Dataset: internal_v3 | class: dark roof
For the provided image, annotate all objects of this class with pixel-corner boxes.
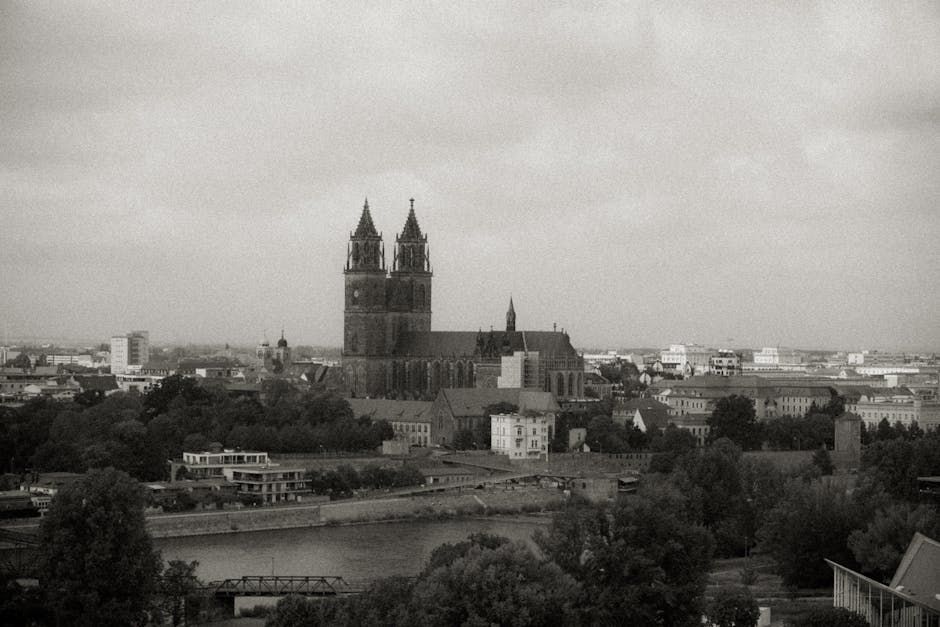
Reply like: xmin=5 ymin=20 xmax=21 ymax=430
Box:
xmin=177 ymin=359 xmax=238 ymax=370
xmin=353 ymin=200 xmax=379 ymax=238
xmin=615 ymin=399 xmax=671 ymax=430
xmin=74 ymin=375 xmax=118 ymax=392
xmin=584 ymin=372 xmax=610 ymax=385
xmin=436 ymin=388 xmax=560 ymax=417
xmin=348 ymin=399 xmax=433 ymax=423
xmin=393 ymin=330 xmax=578 ymax=358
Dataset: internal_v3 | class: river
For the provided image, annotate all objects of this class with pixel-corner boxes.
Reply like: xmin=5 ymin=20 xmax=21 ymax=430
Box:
xmin=155 ymin=517 xmax=549 ymax=583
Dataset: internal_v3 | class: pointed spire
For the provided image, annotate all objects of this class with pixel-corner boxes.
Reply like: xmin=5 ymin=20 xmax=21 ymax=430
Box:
xmin=354 ymin=198 xmax=379 ymax=238
xmin=506 ymin=296 xmax=516 ymax=333
xmin=400 ymin=198 xmax=423 ymax=240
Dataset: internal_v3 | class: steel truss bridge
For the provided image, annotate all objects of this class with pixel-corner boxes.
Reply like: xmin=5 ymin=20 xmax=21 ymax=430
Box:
xmin=204 ymin=575 xmax=371 ymax=598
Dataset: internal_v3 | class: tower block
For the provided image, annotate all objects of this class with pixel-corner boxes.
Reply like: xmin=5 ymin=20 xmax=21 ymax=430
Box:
xmin=343 ymin=199 xmax=389 ymax=397
xmin=387 ymin=198 xmax=432 ymax=351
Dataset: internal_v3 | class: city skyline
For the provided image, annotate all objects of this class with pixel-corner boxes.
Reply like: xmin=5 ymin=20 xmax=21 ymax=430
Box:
xmin=2 ymin=3 xmax=938 ymax=351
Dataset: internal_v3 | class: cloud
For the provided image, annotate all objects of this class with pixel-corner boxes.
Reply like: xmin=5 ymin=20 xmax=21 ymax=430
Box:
xmin=0 ymin=1 xmax=937 ymax=349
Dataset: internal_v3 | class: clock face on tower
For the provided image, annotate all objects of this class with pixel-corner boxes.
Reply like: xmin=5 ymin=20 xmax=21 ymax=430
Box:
xmin=353 ymin=289 xmax=360 ymax=298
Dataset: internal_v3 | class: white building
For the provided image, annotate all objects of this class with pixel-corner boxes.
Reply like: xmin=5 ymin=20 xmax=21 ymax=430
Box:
xmin=110 ymin=331 xmax=149 ymax=375
xmin=45 ymin=354 xmax=94 ymax=367
xmin=660 ymin=344 xmax=713 ymax=376
xmin=709 ymin=350 xmax=741 ymax=376
xmin=753 ymin=347 xmax=803 ymax=367
xmin=498 ymin=351 xmax=541 ymax=389
xmin=180 ymin=449 xmax=271 ymax=479
xmin=114 ymin=372 xmax=162 ymax=394
xmin=490 ymin=413 xmax=554 ymax=461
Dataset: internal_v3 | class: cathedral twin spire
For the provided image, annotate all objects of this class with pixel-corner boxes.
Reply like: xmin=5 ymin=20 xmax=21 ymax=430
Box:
xmin=348 ymin=198 xmax=430 ymax=274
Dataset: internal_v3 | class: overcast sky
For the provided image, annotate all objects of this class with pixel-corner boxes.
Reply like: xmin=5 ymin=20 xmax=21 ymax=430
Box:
xmin=1 ymin=2 xmax=938 ymax=351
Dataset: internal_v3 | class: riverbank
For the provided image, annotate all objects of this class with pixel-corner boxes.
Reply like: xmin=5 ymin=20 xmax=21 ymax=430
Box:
xmin=2 ymin=485 xmax=564 ymax=539
xmin=149 ymin=485 xmax=563 ymax=538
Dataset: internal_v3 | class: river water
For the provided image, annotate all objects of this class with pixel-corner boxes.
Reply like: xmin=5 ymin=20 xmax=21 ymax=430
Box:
xmin=155 ymin=517 xmax=549 ymax=583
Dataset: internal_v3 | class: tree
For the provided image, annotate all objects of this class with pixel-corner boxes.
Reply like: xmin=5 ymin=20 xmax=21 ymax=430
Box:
xmin=676 ymin=438 xmax=745 ymax=556
xmin=758 ymin=480 xmax=864 ymax=588
xmin=708 ymin=395 xmax=761 ymax=450
xmin=585 ymin=414 xmax=629 ymax=453
xmin=158 ymin=560 xmax=201 ymax=627
xmin=648 ymin=424 xmax=698 ymax=473
xmin=538 ymin=484 xmax=714 ymax=626
xmin=847 ymin=502 xmax=940 ymax=583
xmin=812 ymin=447 xmax=834 ymax=475
xmin=705 ymin=587 xmax=759 ymax=627
xmin=859 ymin=430 xmax=940 ymax=501
xmin=452 ymin=428 xmax=475 ymax=450
xmin=37 ymin=467 xmax=163 ymax=626
xmin=421 ymin=533 xmax=510 ymax=575
xmin=409 ymin=541 xmax=580 ymax=626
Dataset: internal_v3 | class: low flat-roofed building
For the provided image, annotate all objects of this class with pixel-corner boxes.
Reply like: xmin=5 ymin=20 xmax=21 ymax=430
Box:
xmin=419 ymin=465 xmax=483 ymax=485
xmin=177 ymin=449 xmax=271 ymax=480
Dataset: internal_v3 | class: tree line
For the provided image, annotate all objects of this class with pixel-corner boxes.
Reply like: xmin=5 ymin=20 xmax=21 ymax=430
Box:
xmin=0 ymin=375 xmax=392 ymax=482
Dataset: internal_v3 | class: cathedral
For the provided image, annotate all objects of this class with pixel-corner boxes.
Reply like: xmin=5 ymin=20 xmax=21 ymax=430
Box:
xmin=342 ymin=199 xmax=584 ymax=400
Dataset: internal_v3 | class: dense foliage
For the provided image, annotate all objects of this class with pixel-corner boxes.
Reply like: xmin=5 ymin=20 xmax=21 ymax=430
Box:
xmin=37 ymin=468 xmax=163 ymax=627
xmin=305 ymin=463 xmax=424 ymax=498
xmin=266 ymin=533 xmax=580 ymax=626
xmin=0 ymin=376 xmax=392 ymax=481
xmin=706 ymin=587 xmax=760 ymax=627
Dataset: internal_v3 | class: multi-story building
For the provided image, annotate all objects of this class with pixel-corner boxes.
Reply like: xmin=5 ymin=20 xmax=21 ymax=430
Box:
xmin=430 ymin=388 xmax=560 ymax=447
xmin=651 ymin=375 xmax=853 ymax=420
xmin=348 ymin=398 xmax=433 ymax=446
xmin=178 ymin=449 xmax=272 ymax=479
xmin=709 ymin=350 xmax=741 ymax=377
xmin=659 ymin=344 xmax=713 ymax=376
xmin=846 ymin=397 xmax=940 ymax=430
xmin=114 ymin=372 xmax=163 ymax=394
xmin=44 ymin=354 xmax=94 ymax=367
xmin=744 ymin=347 xmax=806 ymax=372
xmin=222 ymin=466 xmax=310 ymax=504
xmin=490 ymin=413 xmax=554 ymax=461
xmin=110 ymin=331 xmax=149 ymax=375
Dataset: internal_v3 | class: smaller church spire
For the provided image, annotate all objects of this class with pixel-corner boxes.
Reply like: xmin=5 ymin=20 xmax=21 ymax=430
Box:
xmin=506 ymin=296 xmax=516 ymax=332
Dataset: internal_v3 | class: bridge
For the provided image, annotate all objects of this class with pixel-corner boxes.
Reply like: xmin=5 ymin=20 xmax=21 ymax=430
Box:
xmin=202 ymin=575 xmax=377 ymax=616
xmin=204 ymin=575 xmax=370 ymax=598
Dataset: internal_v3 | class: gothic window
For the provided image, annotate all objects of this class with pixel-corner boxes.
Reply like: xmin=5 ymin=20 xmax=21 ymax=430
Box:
xmin=568 ymin=373 xmax=575 ymax=398
xmin=349 ymin=333 xmax=359 ymax=353
xmin=456 ymin=361 xmax=465 ymax=387
xmin=431 ymin=361 xmax=442 ymax=395
xmin=556 ymin=373 xmax=565 ymax=398
xmin=352 ymin=243 xmax=360 ymax=264
xmin=416 ymin=284 xmax=426 ymax=310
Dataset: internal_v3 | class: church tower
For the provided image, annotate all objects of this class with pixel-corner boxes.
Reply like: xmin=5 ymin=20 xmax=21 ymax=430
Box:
xmin=506 ymin=297 xmax=516 ymax=332
xmin=387 ymin=198 xmax=432 ymax=351
xmin=343 ymin=199 xmax=389 ymax=396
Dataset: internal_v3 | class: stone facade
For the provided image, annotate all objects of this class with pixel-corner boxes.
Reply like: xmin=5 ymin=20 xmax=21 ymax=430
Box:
xmin=342 ymin=199 xmax=583 ymax=400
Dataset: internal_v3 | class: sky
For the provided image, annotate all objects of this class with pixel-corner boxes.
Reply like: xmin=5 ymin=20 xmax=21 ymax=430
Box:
xmin=1 ymin=2 xmax=938 ymax=352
